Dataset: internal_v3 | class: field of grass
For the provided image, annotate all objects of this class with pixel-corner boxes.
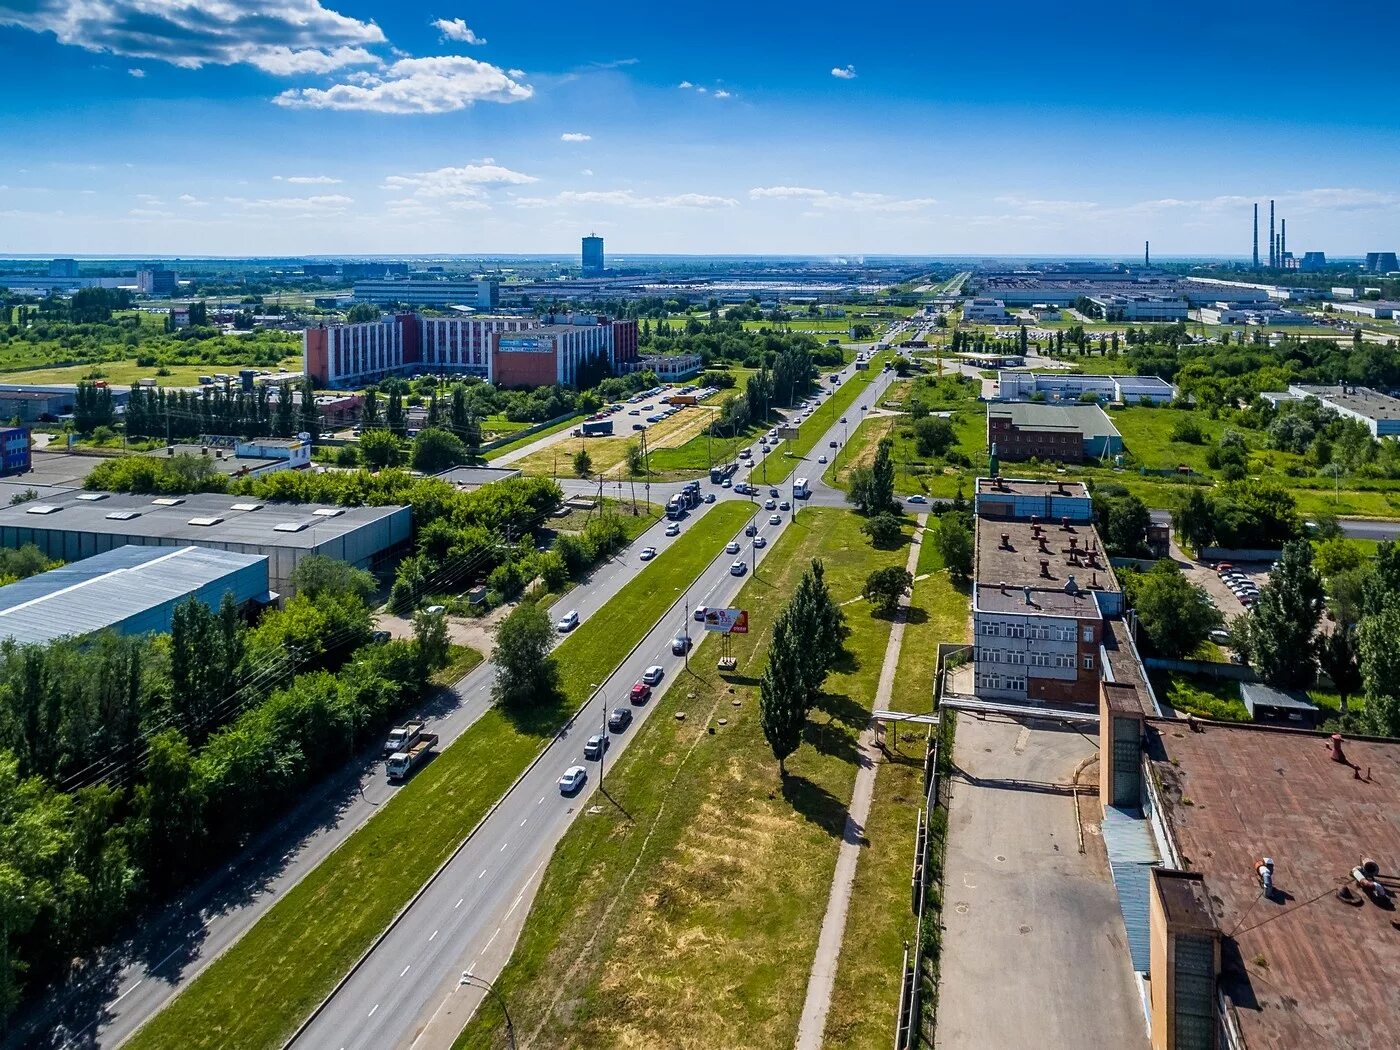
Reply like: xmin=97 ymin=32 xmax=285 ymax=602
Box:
xmin=0 ymin=356 xmax=303 ymax=387
xmin=762 ymin=350 xmax=894 ymax=486
xmin=123 ymin=501 xmax=755 ymax=1050
xmin=1150 ymin=671 xmax=1249 ymax=721
xmin=544 ymin=499 xmax=661 ymax=536
xmin=513 ymin=406 xmax=716 ymax=479
xmin=453 ymin=508 xmax=907 ymax=1050
xmin=431 ymin=644 xmax=486 ymax=688
xmin=892 ymin=538 xmax=969 ymax=716
xmin=483 ymin=414 xmax=584 ymax=460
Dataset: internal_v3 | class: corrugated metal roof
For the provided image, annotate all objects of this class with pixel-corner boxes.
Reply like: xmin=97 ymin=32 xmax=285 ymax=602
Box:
xmin=0 ymin=545 xmax=268 ymax=647
xmin=1102 ymin=804 xmax=1160 ymax=973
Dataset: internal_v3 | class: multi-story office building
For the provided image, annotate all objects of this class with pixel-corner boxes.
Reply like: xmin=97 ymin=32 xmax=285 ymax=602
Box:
xmin=582 ymin=235 xmax=605 ymax=275
xmin=971 ymin=478 xmax=1125 ymax=704
xmin=304 ymin=312 xmax=638 ymax=388
xmin=996 ymin=372 xmax=1176 ymax=405
xmin=0 ymin=426 xmax=31 ymax=476
xmin=351 ymin=278 xmax=499 ymax=309
xmin=48 ymin=258 xmax=79 ymax=278
xmin=136 ymin=267 xmax=177 ymax=296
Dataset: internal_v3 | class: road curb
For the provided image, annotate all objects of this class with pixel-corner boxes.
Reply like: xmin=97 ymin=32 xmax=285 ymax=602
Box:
xmin=281 ymin=505 xmax=755 ymax=1048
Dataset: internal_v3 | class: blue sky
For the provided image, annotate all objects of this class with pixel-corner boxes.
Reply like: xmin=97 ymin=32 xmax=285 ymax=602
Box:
xmin=1 ymin=1 xmax=1397 ymax=258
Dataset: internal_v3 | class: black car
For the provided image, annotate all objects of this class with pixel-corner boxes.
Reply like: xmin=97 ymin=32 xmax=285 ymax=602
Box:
xmin=745 ymin=523 xmax=758 ymax=536
xmin=608 ymin=707 xmax=633 ymax=732
xmin=671 ymin=633 xmax=693 ymax=655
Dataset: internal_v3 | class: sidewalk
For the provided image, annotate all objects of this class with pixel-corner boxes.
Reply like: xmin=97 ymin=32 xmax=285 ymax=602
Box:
xmin=794 ymin=515 xmax=926 ymax=1050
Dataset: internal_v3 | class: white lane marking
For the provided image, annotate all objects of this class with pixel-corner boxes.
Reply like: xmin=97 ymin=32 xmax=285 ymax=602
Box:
xmin=478 ymin=869 xmax=486 ymax=879
xmin=520 ymin=818 xmax=528 ymax=827
xmin=455 ymin=898 xmax=463 ymax=908
xmin=429 ymin=929 xmax=438 ymax=942
xmin=484 ymin=927 xmax=501 ymax=951
xmin=110 ymin=979 xmax=144 ymax=1006
xmin=499 ymin=841 xmax=508 ymax=852
xmin=367 ymin=1003 xmax=379 ymax=1018
xmin=537 ymin=795 xmax=545 ymax=805
xmin=400 ymin=964 xmax=411 ymax=978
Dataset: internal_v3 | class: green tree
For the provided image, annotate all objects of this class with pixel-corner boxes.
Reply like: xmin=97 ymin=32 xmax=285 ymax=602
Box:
xmin=1095 ymin=490 xmax=1151 ymax=556
xmin=863 ymin=566 xmax=913 ymax=616
xmin=870 ymin=436 xmax=896 ymax=512
xmin=1314 ymin=538 xmax=1364 ymax=579
xmin=1125 ymin=562 xmax=1221 ymax=659
xmin=913 ymin=415 xmax=956 ymax=457
xmin=861 ymin=512 xmax=904 ymax=549
xmin=288 ymin=554 xmax=376 ymax=603
xmin=413 ymin=608 xmax=451 ymax=674
xmin=572 ymin=447 xmax=593 ymax=478
xmin=1174 ymin=488 xmax=1213 ymax=551
xmin=1358 ymin=599 xmax=1400 ymax=736
xmin=937 ymin=512 xmax=974 ymax=585
xmin=346 ymin=302 xmax=379 ymax=323
xmin=1361 ymin=540 xmax=1400 ymax=618
xmin=411 ymin=427 xmax=468 ymax=474
xmin=296 ymin=379 xmax=320 ymax=439
xmin=132 ymin=730 xmax=207 ymax=895
xmin=1250 ymin=539 xmax=1324 ymax=689
xmin=1317 ymin=625 xmax=1362 ymax=714
xmin=759 ymin=609 xmax=808 ymax=776
xmin=491 ymin=603 xmax=559 ymax=709
xmin=359 ymin=428 xmax=403 ymax=470
xmin=385 ymin=390 xmax=407 ymax=437
xmin=788 ymin=559 xmax=846 ymax=679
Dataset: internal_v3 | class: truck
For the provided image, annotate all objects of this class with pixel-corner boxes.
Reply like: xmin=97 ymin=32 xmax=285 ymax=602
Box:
xmin=710 ymin=461 xmax=737 ymax=484
xmin=383 ymin=720 xmax=427 ymax=758
xmin=666 ymin=495 xmax=686 ymax=520
xmin=386 ymin=733 xmax=438 ymax=781
xmin=579 ymin=419 xmax=614 ymax=437
xmin=681 ymin=479 xmax=702 ymax=508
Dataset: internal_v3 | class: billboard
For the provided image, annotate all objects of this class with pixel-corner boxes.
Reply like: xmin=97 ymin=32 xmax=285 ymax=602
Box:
xmin=499 ymin=336 xmax=550 ymax=353
xmin=777 ymin=425 xmax=800 ymax=439
xmin=701 ymin=608 xmax=749 ymax=634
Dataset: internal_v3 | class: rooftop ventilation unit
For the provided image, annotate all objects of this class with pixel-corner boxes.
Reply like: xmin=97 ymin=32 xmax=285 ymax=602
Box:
xmin=25 ymin=504 xmax=61 ymax=515
xmin=75 ymin=492 xmax=110 ymax=502
xmin=230 ymin=502 xmax=263 ymax=512
xmin=1065 ymin=574 xmax=1079 ymax=595
xmin=106 ymin=510 xmax=141 ymax=521
xmin=313 ymin=507 xmax=345 ymax=518
xmin=273 ymin=521 xmax=310 ymax=533
xmin=188 ymin=516 xmax=224 ymax=527
xmin=151 ymin=497 xmax=185 ymax=507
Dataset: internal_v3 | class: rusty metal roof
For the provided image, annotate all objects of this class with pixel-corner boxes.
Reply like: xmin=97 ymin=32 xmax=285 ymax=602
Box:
xmin=1148 ymin=720 xmax=1400 ymax=1049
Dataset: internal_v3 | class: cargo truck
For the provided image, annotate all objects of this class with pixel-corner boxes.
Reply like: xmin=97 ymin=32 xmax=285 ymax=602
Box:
xmin=579 ymin=419 xmax=614 ymax=437
xmin=383 ymin=720 xmax=427 ymax=758
xmin=386 ymin=733 xmax=438 ymax=781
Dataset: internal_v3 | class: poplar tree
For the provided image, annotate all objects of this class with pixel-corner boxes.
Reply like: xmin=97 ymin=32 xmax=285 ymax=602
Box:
xmin=760 ymin=609 xmax=808 ymax=776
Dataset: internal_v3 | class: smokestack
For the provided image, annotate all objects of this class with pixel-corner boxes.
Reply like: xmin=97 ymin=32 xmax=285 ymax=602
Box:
xmin=1281 ymin=218 xmax=1286 ymax=266
xmin=1145 ymin=240 xmax=1150 ymax=268
xmin=1269 ymin=199 xmax=1276 ymax=267
xmin=1252 ymin=203 xmax=1259 ymax=269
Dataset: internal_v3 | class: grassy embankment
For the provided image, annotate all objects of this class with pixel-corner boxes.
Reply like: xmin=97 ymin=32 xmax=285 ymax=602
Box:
xmin=453 ymin=507 xmax=908 ymax=1050
xmin=123 ymin=500 xmax=755 ymax=1050
xmin=512 ymin=405 xmax=715 ymax=479
xmin=483 ymin=414 xmax=584 ymax=461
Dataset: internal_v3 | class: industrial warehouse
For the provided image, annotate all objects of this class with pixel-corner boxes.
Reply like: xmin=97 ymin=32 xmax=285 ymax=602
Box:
xmin=0 ymin=490 xmax=410 ymax=591
xmin=0 ymin=545 xmax=271 ymax=647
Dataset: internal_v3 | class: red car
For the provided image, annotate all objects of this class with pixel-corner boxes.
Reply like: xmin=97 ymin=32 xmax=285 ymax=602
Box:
xmin=630 ymin=682 xmax=652 ymax=705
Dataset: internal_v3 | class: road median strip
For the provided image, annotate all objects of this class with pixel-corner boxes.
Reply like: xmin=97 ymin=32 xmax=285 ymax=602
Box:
xmin=123 ymin=500 xmax=755 ymax=1050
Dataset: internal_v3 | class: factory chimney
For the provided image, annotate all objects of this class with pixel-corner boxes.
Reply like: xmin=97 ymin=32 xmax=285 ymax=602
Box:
xmin=1269 ymin=199 xmax=1276 ymax=268
xmin=1144 ymin=240 xmax=1150 ymax=268
xmin=1252 ymin=203 xmax=1259 ymax=269
xmin=1281 ymin=218 xmax=1287 ymax=267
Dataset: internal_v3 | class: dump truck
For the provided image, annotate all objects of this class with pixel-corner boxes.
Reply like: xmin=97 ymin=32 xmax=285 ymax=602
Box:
xmin=386 ymin=733 xmax=438 ymax=782
xmin=382 ymin=720 xmax=426 ymax=758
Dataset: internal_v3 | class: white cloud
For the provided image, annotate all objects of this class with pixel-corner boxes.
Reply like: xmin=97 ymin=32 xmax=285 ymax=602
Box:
xmin=580 ymin=168 xmax=594 ymax=176
xmin=512 ymin=189 xmax=737 ymax=210
xmin=0 ymin=0 xmax=386 ymax=74
xmin=831 ymin=64 xmax=857 ymax=79
xmin=178 ymin=193 xmax=208 ymax=206
xmin=713 ymin=89 xmax=731 ymax=99
xmin=129 ymin=207 xmax=174 ymax=218
xmin=695 ymin=86 xmax=707 ymax=93
xmin=382 ymin=163 xmax=537 ymax=198
xmin=507 ymin=68 xmax=525 ymax=78
xmin=225 ymin=194 xmax=355 ymax=213
xmin=677 ymin=80 xmax=693 ymax=89
xmin=127 ymin=67 xmax=145 ymax=78
xmin=274 ymin=55 xmax=531 ymax=113
xmin=432 ymin=18 xmax=486 ymax=45
xmin=560 ymin=132 xmax=592 ymax=142
xmin=275 ymin=175 xmax=343 ymax=184
xmin=749 ymin=185 xmax=937 ymax=212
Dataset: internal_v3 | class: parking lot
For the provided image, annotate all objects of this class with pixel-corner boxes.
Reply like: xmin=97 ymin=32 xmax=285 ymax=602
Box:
xmin=1167 ymin=536 xmax=1271 ymax=625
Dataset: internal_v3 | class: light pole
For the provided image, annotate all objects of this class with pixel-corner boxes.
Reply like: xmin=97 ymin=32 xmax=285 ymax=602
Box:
xmin=459 ymin=972 xmax=516 ymax=1050
xmin=590 ymin=682 xmax=607 ymax=789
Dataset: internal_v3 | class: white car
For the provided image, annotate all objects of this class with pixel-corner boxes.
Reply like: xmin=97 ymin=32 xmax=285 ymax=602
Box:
xmin=769 ymin=513 xmax=782 ymax=525
xmin=639 ymin=546 xmax=657 ymax=561
xmin=665 ymin=522 xmax=680 ymax=536
xmin=642 ymin=664 xmax=665 ymax=685
xmin=907 ymin=494 xmax=928 ymax=504
xmin=754 ymin=535 xmax=767 ymax=549
xmin=818 ymin=455 xmax=828 ymax=464
xmin=726 ymin=540 xmax=741 ymax=554
xmin=559 ymin=765 xmax=587 ymax=794
xmin=557 ymin=610 xmax=580 ymax=632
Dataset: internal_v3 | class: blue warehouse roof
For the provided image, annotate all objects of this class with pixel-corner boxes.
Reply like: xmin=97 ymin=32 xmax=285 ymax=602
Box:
xmin=0 ymin=544 xmax=270 ymax=647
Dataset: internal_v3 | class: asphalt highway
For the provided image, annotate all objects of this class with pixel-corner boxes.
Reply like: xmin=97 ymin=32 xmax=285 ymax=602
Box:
xmin=291 ymin=359 xmax=899 ymax=1050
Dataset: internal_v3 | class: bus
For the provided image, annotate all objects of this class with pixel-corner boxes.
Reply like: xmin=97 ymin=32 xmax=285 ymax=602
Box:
xmin=793 ymin=477 xmax=810 ymax=500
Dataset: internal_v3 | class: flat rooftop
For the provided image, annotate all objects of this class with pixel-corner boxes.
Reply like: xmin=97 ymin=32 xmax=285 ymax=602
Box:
xmin=975 ymin=581 xmax=1103 ymax=619
xmin=1102 ymin=617 xmax=1150 ymax=699
xmin=432 ymin=465 xmax=522 ymax=489
xmin=1148 ymin=721 xmax=1400 ymax=1048
xmin=0 ymin=545 xmax=268 ymax=646
xmin=976 ymin=516 xmax=1119 ymax=600
xmin=975 ymin=477 xmax=1090 ymax=498
xmin=1293 ymin=384 xmax=1400 ymax=422
xmin=0 ymin=489 xmax=407 ymax=549
xmin=142 ymin=445 xmax=282 ymax=476
xmin=989 ymin=402 xmax=1122 ymax=439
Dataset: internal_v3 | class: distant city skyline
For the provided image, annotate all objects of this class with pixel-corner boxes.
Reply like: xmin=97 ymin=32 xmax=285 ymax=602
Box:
xmin=1 ymin=1 xmax=1397 ymax=257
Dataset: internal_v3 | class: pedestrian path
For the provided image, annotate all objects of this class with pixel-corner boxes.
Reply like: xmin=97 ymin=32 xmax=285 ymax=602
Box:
xmin=794 ymin=514 xmax=926 ymax=1050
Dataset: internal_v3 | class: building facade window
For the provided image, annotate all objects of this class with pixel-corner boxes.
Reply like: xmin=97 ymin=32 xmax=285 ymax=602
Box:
xmin=1083 ymin=655 xmax=1095 ymax=670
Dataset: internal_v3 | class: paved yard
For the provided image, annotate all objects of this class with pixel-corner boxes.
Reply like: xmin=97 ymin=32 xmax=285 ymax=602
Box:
xmin=935 ymin=714 xmax=1147 ymax=1050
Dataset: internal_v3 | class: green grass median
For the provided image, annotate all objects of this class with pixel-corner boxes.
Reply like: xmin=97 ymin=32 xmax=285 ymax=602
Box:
xmin=454 ymin=507 xmax=908 ymax=1049
xmin=763 ymin=349 xmax=893 ymax=486
xmin=124 ymin=500 xmax=754 ymax=1050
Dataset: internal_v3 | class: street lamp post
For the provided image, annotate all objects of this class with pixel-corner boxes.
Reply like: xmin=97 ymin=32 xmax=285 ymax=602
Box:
xmin=459 ymin=973 xmax=516 ymax=1050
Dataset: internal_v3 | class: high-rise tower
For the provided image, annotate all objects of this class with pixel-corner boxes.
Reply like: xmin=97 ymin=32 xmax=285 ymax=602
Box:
xmin=581 ymin=234 xmax=604 ymax=276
